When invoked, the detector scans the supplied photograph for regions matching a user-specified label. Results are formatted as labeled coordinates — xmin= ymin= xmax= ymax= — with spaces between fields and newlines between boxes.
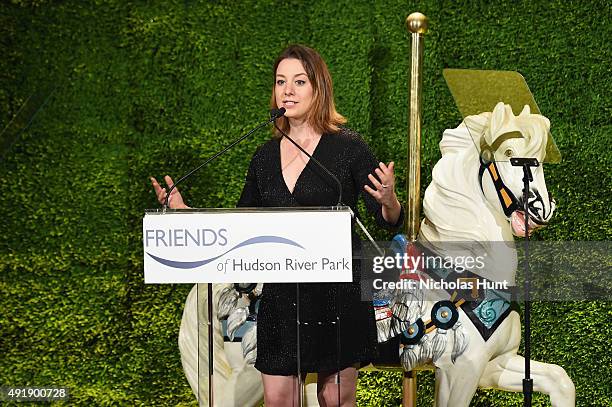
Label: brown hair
xmin=271 ymin=44 xmax=346 ymax=136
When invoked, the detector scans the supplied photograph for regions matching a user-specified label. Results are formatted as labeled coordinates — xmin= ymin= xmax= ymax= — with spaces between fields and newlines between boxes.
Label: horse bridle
xmin=477 ymin=132 xmax=522 ymax=217
xmin=478 ymin=157 xmax=519 ymax=218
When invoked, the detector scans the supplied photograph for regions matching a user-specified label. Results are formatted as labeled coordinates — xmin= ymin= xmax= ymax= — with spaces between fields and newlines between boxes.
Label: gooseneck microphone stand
xmin=273 ymin=124 xmax=345 ymax=407
xmin=162 ymin=108 xmax=287 ymax=210
xmin=510 ymin=157 xmax=539 ymax=407
xmin=273 ymin=123 xmax=386 ymax=406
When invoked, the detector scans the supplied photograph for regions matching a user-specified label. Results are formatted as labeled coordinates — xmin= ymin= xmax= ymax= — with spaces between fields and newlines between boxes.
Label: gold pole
xmin=402 ymin=370 xmax=417 ymax=407
xmin=405 ymin=12 xmax=428 ymax=241
xmin=403 ymin=11 xmax=428 ymax=407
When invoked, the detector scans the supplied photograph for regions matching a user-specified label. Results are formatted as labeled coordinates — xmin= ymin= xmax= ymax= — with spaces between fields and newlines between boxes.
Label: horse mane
xmin=422 ymin=120 xmax=494 ymax=243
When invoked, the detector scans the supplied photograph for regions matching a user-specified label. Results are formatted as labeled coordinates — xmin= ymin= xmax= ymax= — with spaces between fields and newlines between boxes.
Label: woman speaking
xmin=152 ymin=44 xmax=403 ymax=406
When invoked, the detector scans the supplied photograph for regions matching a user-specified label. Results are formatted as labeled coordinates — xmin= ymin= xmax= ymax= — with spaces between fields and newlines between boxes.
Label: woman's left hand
xmin=364 ymin=161 xmax=402 ymax=224
xmin=364 ymin=162 xmax=398 ymax=206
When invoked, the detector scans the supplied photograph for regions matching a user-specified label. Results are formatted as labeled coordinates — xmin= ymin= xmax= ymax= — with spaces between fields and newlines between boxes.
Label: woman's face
xmin=275 ymin=58 xmax=314 ymax=121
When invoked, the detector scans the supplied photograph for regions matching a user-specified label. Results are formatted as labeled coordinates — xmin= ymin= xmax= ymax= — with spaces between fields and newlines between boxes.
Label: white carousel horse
xmin=178 ymin=102 xmax=575 ymax=406
xmin=378 ymin=101 xmax=575 ymax=406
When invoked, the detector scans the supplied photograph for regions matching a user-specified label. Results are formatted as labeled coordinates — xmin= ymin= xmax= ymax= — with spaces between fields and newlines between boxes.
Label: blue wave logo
xmin=146 ymin=235 xmax=305 ymax=269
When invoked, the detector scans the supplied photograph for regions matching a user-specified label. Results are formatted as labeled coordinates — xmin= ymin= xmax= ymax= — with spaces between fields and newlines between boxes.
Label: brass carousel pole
xmin=402 ymin=11 xmax=428 ymax=407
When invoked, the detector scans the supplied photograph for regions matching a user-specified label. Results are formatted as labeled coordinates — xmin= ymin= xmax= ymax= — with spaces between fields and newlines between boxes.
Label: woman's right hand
xmin=150 ymin=175 xmax=189 ymax=209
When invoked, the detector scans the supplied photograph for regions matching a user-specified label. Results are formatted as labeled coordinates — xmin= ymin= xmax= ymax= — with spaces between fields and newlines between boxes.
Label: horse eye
xmin=504 ymin=148 xmax=514 ymax=157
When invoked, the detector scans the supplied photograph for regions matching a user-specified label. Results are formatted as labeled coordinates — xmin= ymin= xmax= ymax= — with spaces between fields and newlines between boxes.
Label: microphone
xmin=163 ymin=109 xmax=286 ymax=209
xmin=273 ymin=123 xmax=343 ymax=206
xmin=270 ymin=107 xmax=286 ymax=119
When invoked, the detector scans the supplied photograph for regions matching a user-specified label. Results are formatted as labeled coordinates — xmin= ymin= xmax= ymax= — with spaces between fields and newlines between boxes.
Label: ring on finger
xmin=381 ymin=184 xmax=389 ymax=188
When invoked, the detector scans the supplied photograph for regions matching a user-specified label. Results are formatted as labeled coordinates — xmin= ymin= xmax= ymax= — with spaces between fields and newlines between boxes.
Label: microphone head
xmin=270 ymin=107 xmax=286 ymax=119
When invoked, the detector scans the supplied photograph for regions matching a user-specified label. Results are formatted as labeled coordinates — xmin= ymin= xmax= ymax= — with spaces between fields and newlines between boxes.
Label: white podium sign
xmin=143 ymin=208 xmax=353 ymax=283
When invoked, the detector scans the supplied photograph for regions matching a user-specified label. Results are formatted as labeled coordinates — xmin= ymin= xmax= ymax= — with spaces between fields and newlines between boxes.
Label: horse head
xmin=464 ymin=102 xmax=556 ymax=237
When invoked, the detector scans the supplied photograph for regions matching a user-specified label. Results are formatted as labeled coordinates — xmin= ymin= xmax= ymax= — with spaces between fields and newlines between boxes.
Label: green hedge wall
xmin=1 ymin=0 xmax=610 ymax=406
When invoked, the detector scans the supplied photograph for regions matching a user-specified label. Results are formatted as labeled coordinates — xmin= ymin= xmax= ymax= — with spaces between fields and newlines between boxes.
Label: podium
xmin=143 ymin=207 xmax=354 ymax=406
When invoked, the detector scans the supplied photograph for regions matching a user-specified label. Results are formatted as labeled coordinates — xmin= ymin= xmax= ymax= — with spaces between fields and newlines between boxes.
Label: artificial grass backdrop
xmin=1 ymin=0 xmax=610 ymax=406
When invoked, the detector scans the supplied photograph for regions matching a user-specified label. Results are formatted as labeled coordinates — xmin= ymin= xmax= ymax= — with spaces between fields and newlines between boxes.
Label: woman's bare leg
xmin=317 ymin=366 xmax=358 ymax=407
xmin=261 ymin=373 xmax=299 ymax=407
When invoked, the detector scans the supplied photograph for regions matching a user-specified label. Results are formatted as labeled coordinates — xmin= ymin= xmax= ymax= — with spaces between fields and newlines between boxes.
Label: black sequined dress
xmin=237 ymin=128 xmax=403 ymax=375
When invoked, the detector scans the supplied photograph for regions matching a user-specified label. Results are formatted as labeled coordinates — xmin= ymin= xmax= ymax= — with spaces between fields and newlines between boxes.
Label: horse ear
xmin=489 ymin=102 xmax=509 ymax=136
xmin=518 ymin=104 xmax=551 ymax=132
xmin=519 ymin=105 xmax=531 ymax=116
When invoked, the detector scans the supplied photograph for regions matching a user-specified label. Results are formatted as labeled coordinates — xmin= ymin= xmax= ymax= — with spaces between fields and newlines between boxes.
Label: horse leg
xmin=478 ymin=353 xmax=575 ymax=407
xmin=220 ymin=342 xmax=264 ymax=407
xmin=434 ymin=352 xmax=489 ymax=407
